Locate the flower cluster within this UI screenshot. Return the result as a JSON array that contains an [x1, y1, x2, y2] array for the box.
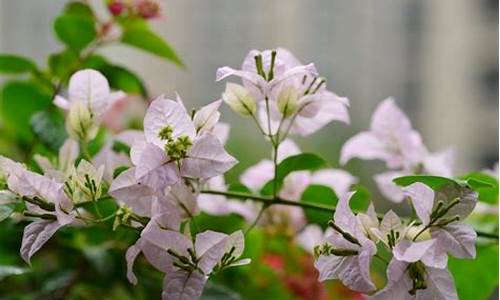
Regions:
[[107, 0, 161, 19], [311, 180, 478, 299], [341, 98, 454, 202], [0, 47, 495, 300]]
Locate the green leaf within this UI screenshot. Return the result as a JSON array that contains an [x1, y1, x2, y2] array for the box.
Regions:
[[261, 153, 327, 195], [0, 81, 52, 141], [0, 203, 15, 222], [48, 50, 79, 79], [393, 175, 457, 190], [349, 185, 371, 211], [460, 172, 498, 204], [0, 55, 36, 74], [121, 23, 183, 67], [227, 182, 252, 194], [30, 110, 68, 152], [98, 64, 148, 97], [113, 166, 129, 179], [449, 244, 498, 300], [300, 185, 337, 228], [54, 15, 96, 50], [64, 1, 94, 18]]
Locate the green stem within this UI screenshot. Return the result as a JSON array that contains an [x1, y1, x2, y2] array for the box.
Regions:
[[245, 204, 268, 235], [199, 190, 499, 240]]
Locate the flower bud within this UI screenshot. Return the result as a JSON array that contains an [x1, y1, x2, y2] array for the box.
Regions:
[[405, 225, 431, 241], [277, 86, 299, 117], [66, 160, 104, 204], [136, 0, 161, 19], [108, 1, 124, 16], [66, 102, 98, 141], [222, 83, 257, 117]]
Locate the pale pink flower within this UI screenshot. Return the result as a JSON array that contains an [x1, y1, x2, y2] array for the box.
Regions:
[[314, 192, 377, 293], [129, 95, 237, 191], [128, 211, 249, 300], [368, 258, 458, 300]]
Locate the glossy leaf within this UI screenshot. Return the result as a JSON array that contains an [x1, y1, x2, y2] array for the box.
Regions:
[[121, 22, 183, 67], [54, 14, 96, 50], [48, 50, 79, 79], [460, 172, 498, 204], [98, 64, 148, 97], [0, 81, 52, 141], [64, 1, 94, 18], [393, 175, 457, 190], [0, 55, 36, 74], [300, 184, 337, 228], [349, 184, 371, 211], [449, 244, 499, 300], [30, 110, 68, 152], [261, 153, 327, 195]]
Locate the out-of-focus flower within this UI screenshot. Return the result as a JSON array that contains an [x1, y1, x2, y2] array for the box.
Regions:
[[34, 139, 79, 183], [240, 139, 356, 231], [341, 98, 455, 202], [54, 69, 125, 141], [217, 48, 349, 137]]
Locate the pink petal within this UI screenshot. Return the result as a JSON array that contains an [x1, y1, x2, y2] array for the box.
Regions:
[[403, 182, 434, 225]]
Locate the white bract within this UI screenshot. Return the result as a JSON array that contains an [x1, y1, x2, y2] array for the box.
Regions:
[[54, 69, 125, 141], [341, 98, 455, 202]]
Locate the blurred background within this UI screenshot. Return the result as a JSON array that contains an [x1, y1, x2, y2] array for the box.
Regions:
[[0, 1, 498, 299], [1, 0, 498, 175]]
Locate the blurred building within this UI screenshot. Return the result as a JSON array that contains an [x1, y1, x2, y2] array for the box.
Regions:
[[0, 0, 498, 174]]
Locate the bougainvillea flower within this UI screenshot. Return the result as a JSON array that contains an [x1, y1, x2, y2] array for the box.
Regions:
[[128, 211, 249, 300], [129, 96, 237, 191], [314, 192, 377, 293], [34, 138, 79, 182], [368, 258, 458, 300], [341, 98, 456, 202], [0, 157, 75, 263], [53, 69, 125, 141], [400, 183, 477, 262]]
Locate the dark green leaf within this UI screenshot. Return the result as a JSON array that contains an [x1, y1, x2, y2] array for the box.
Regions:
[[121, 23, 183, 67], [460, 172, 498, 204], [300, 185, 337, 228], [98, 65, 148, 97], [54, 15, 96, 50], [111, 140, 131, 154], [393, 175, 457, 190], [261, 153, 327, 195], [449, 244, 498, 300], [0, 81, 52, 141], [0, 55, 36, 74], [30, 110, 68, 152]]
